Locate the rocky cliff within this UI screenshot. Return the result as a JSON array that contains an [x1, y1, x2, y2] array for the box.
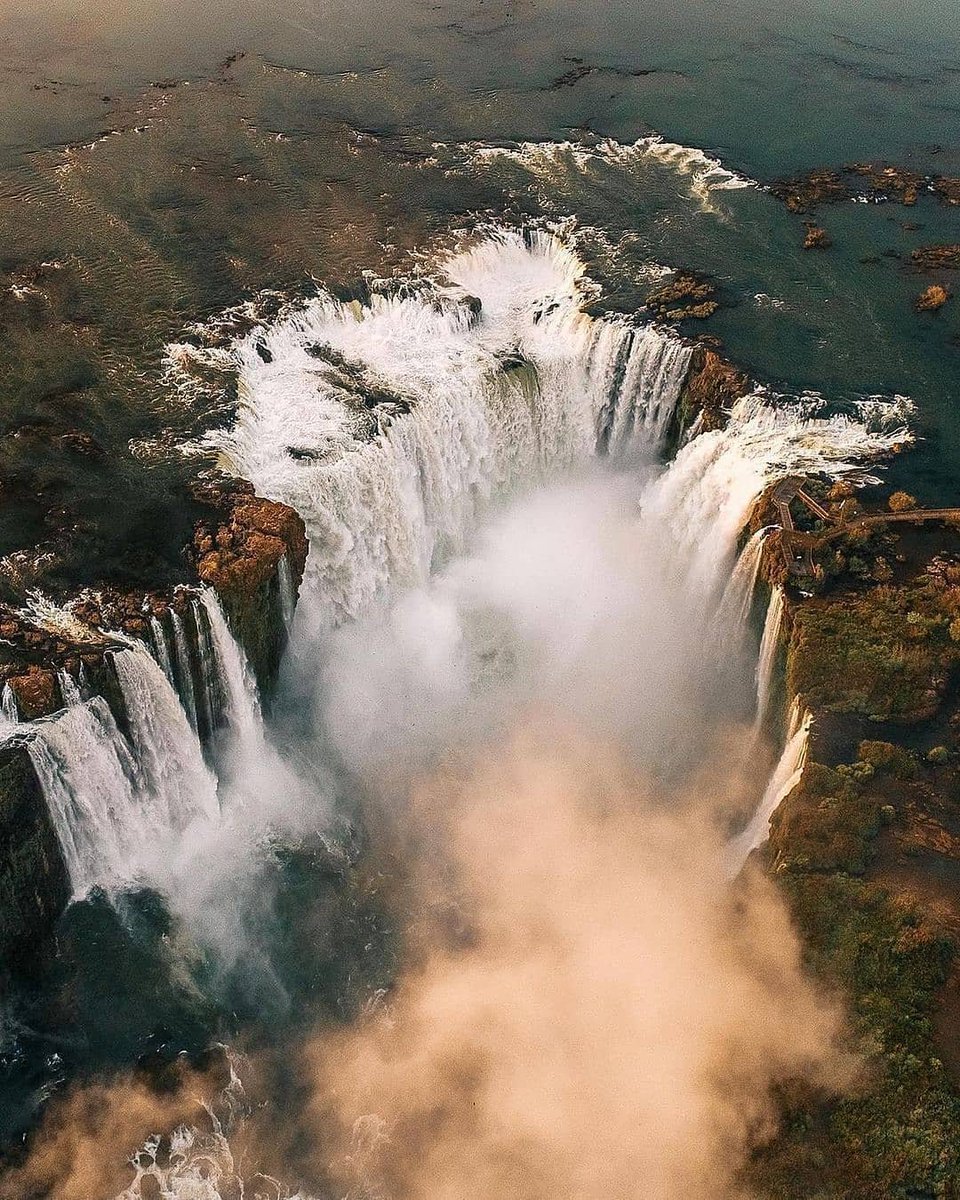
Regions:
[[0, 476, 308, 976], [0, 739, 69, 974]]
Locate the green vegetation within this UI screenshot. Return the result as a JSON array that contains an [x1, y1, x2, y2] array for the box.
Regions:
[[788, 571, 960, 721], [750, 532, 960, 1198], [748, 745, 960, 1199]]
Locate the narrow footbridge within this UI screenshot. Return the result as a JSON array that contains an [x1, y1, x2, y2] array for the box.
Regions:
[[771, 477, 960, 578]]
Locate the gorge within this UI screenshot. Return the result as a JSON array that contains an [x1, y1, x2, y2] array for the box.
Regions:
[[1, 3, 960, 1194]]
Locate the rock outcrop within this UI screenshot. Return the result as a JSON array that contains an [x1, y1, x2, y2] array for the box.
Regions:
[[917, 284, 951, 312], [190, 475, 308, 695], [803, 224, 832, 250], [0, 739, 69, 975], [912, 245, 960, 271], [646, 273, 718, 321], [770, 163, 960, 213], [669, 344, 751, 443]]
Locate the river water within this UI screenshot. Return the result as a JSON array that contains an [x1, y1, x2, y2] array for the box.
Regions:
[[0, 3, 957, 1196]]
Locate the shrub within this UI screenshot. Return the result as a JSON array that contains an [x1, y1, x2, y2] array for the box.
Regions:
[[888, 491, 917, 513]]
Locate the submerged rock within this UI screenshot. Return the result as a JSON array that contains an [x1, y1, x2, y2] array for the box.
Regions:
[[912, 244, 960, 271]]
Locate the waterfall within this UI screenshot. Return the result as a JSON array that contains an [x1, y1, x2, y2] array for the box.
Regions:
[[171, 610, 200, 733], [1, 683, 19, 725], [278, 554, 297, 628], [755, 586, 785, 732], [726, 701, 811, 874], [714, 527, 769, 638], [204, 231, 693, 628], [197, 231, 910, 634], [639, 390, 910, 607], [28, 649, 219, 897], [150, 614, 177, 688], [112, 650, 220, 827], [197, 591, 262, 752], [56, 670, 82, 707]]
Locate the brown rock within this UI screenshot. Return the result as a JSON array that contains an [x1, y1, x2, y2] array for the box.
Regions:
[[9, 667, 59, 719], [803, 224, 832, 250], [676, 347, 751, 435], [769, 169, 850, 213], [932, 176, 960, 206], [911, 245, 960, 271], [916, 284, 951, 312], [647, 273, 718, 322]]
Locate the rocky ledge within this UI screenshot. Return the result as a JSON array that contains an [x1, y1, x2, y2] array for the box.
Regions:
[[0, 476, 307, 974], [668, 343, 752, 444], [189, 475, 308, 694], [741, 492, 960, 1197]]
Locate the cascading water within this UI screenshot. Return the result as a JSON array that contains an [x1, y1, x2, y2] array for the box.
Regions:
[[755, 586, 785, 733], [171, 610, 200, 733], [278, 554, 297, 629], [28, 649, 219, 897], [0, 683, 19, 729], [639, 389, 910, 606], [204, 231, 693, 628], [714, 527, 770, 640], [197, 591, 262, 752], [150, 614, 177, 689], [726, 700, 812, 873], [56, 669, 82, 707]]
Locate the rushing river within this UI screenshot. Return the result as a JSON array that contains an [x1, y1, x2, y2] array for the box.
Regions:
[[0, 2, 957, 1197]]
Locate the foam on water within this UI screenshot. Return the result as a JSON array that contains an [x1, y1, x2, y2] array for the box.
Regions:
[[201, 230, 691, 627], [467, 136, 756, 213]]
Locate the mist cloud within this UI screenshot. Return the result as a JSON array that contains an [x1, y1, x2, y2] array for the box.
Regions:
[[271, 726, 852, 1200]]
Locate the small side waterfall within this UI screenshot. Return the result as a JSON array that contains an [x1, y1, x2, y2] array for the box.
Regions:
[[714, 527, 769, 639], [198, 590, 262, 752], [726, 700, 811, 874], [171, 610, 200, 733], [28, 649, 219, 897], [277, 554, 297, 629], [112, 650, 220, 828], [1, 683, 19, 725], [755, 586, 785, 732], [56, 670, 82, 707], [150, 614, 177, 689]]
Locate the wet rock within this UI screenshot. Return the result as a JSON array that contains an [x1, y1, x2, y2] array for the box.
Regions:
[[932, 176, 960, 206], [911, 244, 960, 271], [646, 273, 718, 321], [670, 345, 751, 440], [190, 477, 308, 694], [803, 224, 832, 250], [769, 169, 850, 213], [0, 741, 69, 972], [847, 162, 925, 204], [59, 430, 106, 458], [916, 284, 951, 312], [770, 162, 960, 213], [7, 666, 59, 719]]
